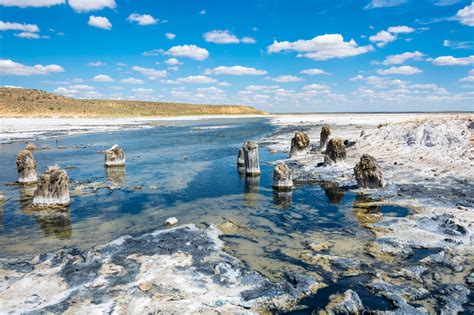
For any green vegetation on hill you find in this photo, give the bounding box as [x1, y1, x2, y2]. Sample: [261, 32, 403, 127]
[0, 88, 265, 117]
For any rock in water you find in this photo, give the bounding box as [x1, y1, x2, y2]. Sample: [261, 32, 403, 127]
[33, 166, 70, 207]
[237, 147, 245, 166]
[290, 131, 310, 157]
[323, 289, 364, 314]
[243, 141, 260, 176]
[320, 125, 331, 149]
[272, 163, 293, 190]
[104, 144, 125, 167]
[324, 138, 346, 166]
[354, 154, 386, 188]
[16, 149, 38, 184]
[165, 217, 178, 226]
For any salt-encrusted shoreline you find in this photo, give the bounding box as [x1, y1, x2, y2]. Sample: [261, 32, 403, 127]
[261, 112, 474, 313]
[0, 115, 267, 143]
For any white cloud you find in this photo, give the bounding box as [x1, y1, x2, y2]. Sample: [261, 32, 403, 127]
[88, 61, 105, 66]
[387, 25, 415, 33]
[204, 66, 267, 75]
[267, 75, 304, 83]
[0, 21, 39, 32]
[132, 66, 166, 79]
[203, 30, 256, 44]
[0, 0, 64, 7]
[132, 88, 153, 94]
[165, 32, 176, 40]
[364, 0, 407, 9]
[377, 65, 422, 75]
[68, 84, 94, 90]
[127, 13, 158, 26]
[14, 31, 47, 39]
[54, 87, 77, 96]
[303, 83, 330, 90]
[120, 77, 144, 84]
[443, 40, 473, 49]
[0, 59, 64, 76]
[88, 16, 112, 30]
[456, 3, 474, 27]
[204, 30, 239, 44]
[382, 51, 425, 65]
[176, 75, 216, 84]
[162, 45, 209, 60]
[267, 34, 373, 60]
[459, 75, 474, 82]
[434, 0, 462, 6]
[300, 68, 329, 75]
[164, 58, 182, 65]
[69, 0, 115, 12]
[432, 55, 474, 65]
[469, 69, 474, 75]
[92, 74, 114, 82]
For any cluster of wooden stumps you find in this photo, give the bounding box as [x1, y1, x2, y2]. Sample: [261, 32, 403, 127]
[15, 143, 126, 208]
[287, 126, 385, 189]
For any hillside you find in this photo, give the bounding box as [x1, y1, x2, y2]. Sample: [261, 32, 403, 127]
[0, 88, 265, 117]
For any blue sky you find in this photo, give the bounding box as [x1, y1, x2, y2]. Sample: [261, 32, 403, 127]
[1, 0, 473, 112]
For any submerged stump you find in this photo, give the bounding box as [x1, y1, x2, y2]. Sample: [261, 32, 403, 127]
[354, 154, 386, 189]
[320, 125, 331, 149]
[272, 163, 293, 191]
[237, 147, 245, 166]
[33, 166, 70, 207]
[243, 141, 260, 176]
[324, 138, 346, 166]
[105, 144, 125, 167]
[16, 149, 38, 184]
[290, 131, 310, 157]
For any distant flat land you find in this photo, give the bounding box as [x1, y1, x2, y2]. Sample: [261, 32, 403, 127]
[0, 88, 265, 118]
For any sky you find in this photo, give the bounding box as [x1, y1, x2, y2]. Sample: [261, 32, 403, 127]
[0, 0, 473, 113]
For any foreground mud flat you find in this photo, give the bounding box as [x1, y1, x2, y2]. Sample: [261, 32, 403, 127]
[261, 113, 474, 313]
[0, 224, 320, 313]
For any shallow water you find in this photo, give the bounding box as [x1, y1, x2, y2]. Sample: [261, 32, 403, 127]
[0, 117, 413, 311]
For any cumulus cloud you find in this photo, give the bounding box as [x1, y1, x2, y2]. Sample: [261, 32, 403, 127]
[127, 13, 158, 26]
[132, 66, 167, 79]
[267, 75, 304, 83]
[0, 0, 64, 7]
[204, 66, 267, 75]
[88, 61, 105, 66]
[377, 65, 422, 75]
[0, 21, 39, 32]
[456, 3, 474, 27]
[165, 32, 176, 40]
[382, 51, 425, 65]
[176, 75, 216, 84]
[369, 26, 413, 47]
[164, 58, 182, 65]
[302, 83, 331, 91]
[364, 0, 407, 9]
[88, 16, 112, 30]
[68, 84, 94, 90]
[300, 68, 329, 75]
[432, 55, 474, 65]
[459, 75, 474, 82]
[162, 45, 209, 60]
[120, 77, 144, 84]
[54, 87, 78, 96]
[132, 88, 153, 94]
[387, 25, 415, 33]
[69, 0, 115, 12]
[267, 34, 373, 60]
[14, 31, 48, 39]
[0, 59, 64, 76]
[203, 30, 256, 44]
[92, 74, 114, 82]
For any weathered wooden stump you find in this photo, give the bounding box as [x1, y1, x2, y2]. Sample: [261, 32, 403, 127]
[354, 154, 386, 188]
[320, 125, 331, 149]
[290, 131, 310, 157]
[243, 141, 260, 176]
[324, 138, 346, 166]
[16, 149, 38, 184]
[237, 147, 245, 166]
[272, 163, 293, 191]
[33, 166, 70, 207]
[105, 144, 125, 167]
[25, 143, 37, 151]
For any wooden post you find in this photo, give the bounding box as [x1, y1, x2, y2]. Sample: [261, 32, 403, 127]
[320, 125, 331, 149]
[105, 144, 125, 167]
[272, 163, 293, 190]
[324, 138, 346, 166]
[243, 141, 260, 176]
[33, 166, 70, 207]
[290, 131, 310, 157]
[16, 149, 38, 184]
[354, 154, 386, 188]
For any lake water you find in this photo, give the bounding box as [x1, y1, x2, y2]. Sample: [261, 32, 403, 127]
[0, 117, 410, 312]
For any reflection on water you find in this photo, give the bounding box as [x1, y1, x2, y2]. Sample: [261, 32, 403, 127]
[273, 190, 292, 208]
[321, 182, 345, 204]
[244, 175, 260, 207]
[34, 211, 72, 240]
[105, 166, 126, 187]
[19, 184, 36, 211]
